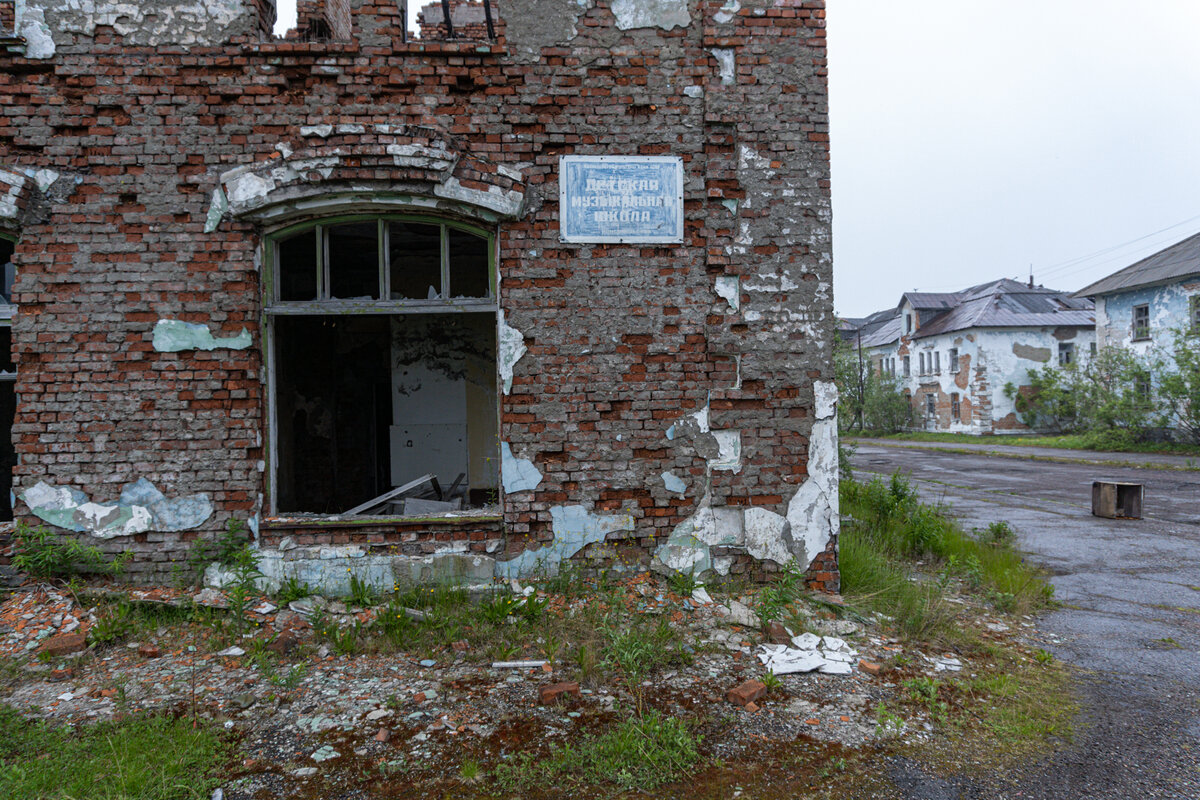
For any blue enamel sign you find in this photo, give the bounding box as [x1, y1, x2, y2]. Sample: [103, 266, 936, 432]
[559, 156, 684, 243]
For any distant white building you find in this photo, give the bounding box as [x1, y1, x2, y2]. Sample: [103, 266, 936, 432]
[847, 279, 1095, 434]
[1075, 231, 1200, 357]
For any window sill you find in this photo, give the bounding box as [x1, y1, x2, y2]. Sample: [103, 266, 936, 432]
[266, 298, 497, 315]
[264, 511, 502, 530]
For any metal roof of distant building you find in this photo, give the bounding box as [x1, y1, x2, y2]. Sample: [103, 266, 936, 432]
[1074, 230, 1200, 298]
[915, 281, 1093, 338]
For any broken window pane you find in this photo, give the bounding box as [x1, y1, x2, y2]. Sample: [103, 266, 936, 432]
[277, 229, 319, 301]
[447, 228, 491, 298]
[327, 221, 381, 300]
[389, 221, 442, 300]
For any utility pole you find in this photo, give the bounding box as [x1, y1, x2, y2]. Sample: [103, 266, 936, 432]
[856, 327, 865, 431]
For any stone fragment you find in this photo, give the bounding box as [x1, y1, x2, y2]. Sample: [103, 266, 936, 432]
[264, 630, 299, 655]
[310, 745, 339, 762]
[539, 682, 581, 705]
[745, 701, 760, 713]
[766, 621, 790, 644]
[40, 632, 87, 657]
[217, 646, 245, 657]
[725, 600, 760, 629]
[727, 679, 767, 707]
[374, 727, 390, 742]
[366, 708, 391, 721]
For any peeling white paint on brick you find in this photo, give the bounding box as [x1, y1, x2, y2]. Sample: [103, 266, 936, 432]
[714, 0, 741, 24]
[500, 442, 543, 494]
[784, 417, 838, 570]
[611, 0, 690, 30]
[0, 170, 25, 222]
[497, 311, 527, 395]
[714, 276, 740, 312]
[496, 505, 635, 579]
[204, 187, 228, 233]
[433, 177, 524, 217]
[660, 471, 687, 494]
[152, 319, 252, 352]
[38, 0, 246, 47]
[18, 6, 56, 59]
[22, 478, 213, 538]
[710, 48, 736, 85]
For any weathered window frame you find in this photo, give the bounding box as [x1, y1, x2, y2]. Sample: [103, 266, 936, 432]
[903, 355, 910, 377]
[950, 392, 960, 420]
[1058, 342, 1074, 366]
[1131, 303, 1150, 341]
[261, 213, 500, 519]
[1190, 295, 1200, 331]
[949, 347, 959, 373]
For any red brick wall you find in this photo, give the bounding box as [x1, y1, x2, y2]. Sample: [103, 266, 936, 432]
[0, 0, 835, 589]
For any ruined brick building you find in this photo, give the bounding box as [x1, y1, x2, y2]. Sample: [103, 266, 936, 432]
[0, 0, 838, 593]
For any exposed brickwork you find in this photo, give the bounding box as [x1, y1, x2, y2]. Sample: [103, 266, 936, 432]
[0, 0, 836, 589]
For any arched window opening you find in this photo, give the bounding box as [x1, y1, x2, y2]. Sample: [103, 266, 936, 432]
[265, 216, 499, 518]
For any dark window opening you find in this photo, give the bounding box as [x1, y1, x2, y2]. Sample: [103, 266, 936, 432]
[1058, 342, 1075, 366]
[277, 229, 319, 301]
[951, 392, 960, 421]
[949, 347, 959, 372]
[327, 221, 380, 300]
[1190, 296, 1200, 331]
[925, 394, 936, 417]
[269, 217, 498, 518]
[389, 221, 442, 300]
[0, 234, 15, 522]
[903, 356, 910, 377]
[1132, 304, 1150, 341]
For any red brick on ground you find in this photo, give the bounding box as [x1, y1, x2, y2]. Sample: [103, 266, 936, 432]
[726, 679, 767, 707]
[40, 633, 86, 657]
[539, 682, 581, 706]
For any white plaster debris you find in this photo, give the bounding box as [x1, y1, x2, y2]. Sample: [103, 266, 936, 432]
[714, 275, 740, 312]
[300, 124, 334, 138]
[27, 168, 60, 194]
[710, 48, 736, 85]
[611, 0, 691, 30]
[691, 587, 713, 605]
[660, 471, 688, 495]
[500, 442, 543, 494]
[758, 635, 859, 676]
[497, 311, 528, 394]
[152, 319, 252, 352]
[929, 655, 963, 672]
[683, 85, 704, 98]
[218, 646, 246, 657]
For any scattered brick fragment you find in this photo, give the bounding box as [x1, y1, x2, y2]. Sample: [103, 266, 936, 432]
[40, 633, 87, 657]
[138, 644, 162, 659]
[727, 679, 767, 707]
[374, 728, 390, 742]
[745, 701, 760, 713]
[539, 682, 581, 706]
[766, 621, 791, 644]
[858, 659, 883, 676]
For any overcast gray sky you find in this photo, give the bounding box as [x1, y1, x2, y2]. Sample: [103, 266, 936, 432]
[828, 1, 1200, 317]
[276, 1, 1200, 318]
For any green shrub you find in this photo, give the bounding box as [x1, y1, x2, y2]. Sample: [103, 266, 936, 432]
[12, 523, 126, 580]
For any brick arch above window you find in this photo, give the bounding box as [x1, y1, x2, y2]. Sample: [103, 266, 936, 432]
[208, 131, 528, 230]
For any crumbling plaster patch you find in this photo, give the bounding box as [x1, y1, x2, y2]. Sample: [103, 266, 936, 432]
[17, 6, 55, 59]
[660, 471, 687, 495]
[500, 442, 543, 494]
[710, 48, 736, 85]
[228, 547, 498, 596]
[714, 276, 740, 312]
[501, 0, 590, 61]
[152, 319, 252, 353]
[34, 0, 248, 48]
[1011, 342, 1051, 362]
[495, 505, 635, 579]
[610, 0, 690, 30]
[497, 311, 527, 395]
[22, 478, 213, 538]
[714, 0, 741, 24]
[0, 170, 25, 223]
[652, 381, 839, 578]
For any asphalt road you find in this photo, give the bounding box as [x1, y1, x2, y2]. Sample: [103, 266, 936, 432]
[850, 441, 1200, 799]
